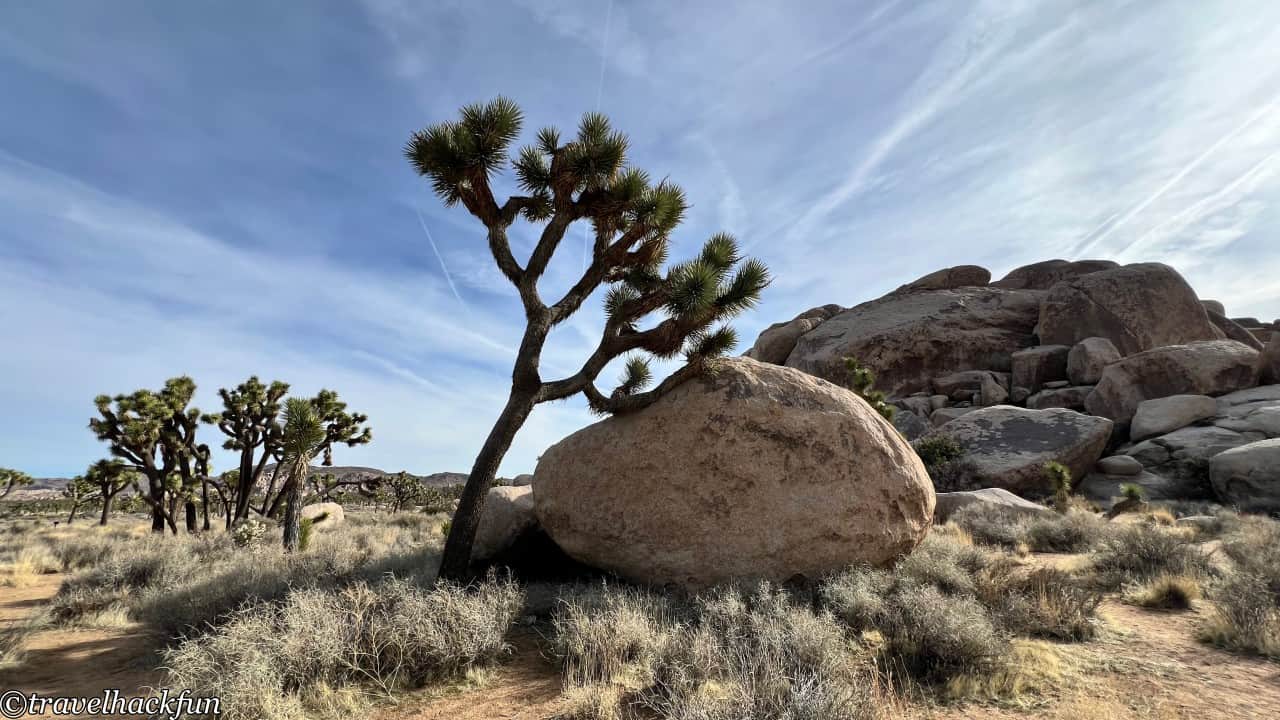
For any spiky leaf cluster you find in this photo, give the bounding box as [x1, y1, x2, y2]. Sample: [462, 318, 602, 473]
[404, 97, 523, 207]
[85, 458, 138, 496]
[281, 397, 326, 469]
[90, 376, 207, 474]
[309, 389, 373, 466]
[840, 357, 896, 422]
[203, 376, 289, 456]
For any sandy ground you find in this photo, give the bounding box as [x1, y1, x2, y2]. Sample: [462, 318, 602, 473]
[2, 557, 1278, 720]
[0, 575, 161, 720]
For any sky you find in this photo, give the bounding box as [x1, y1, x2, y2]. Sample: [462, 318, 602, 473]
[2, 0, 1279, 478]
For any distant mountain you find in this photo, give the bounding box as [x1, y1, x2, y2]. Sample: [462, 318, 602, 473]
[1, 466, 475, 502]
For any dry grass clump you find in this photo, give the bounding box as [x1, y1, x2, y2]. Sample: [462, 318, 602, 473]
[1126, 574, 1201, 610]
[950, 505, 1112, 554]
[0, 610, 49, 670]
[976, 565, 1102, 641]
[1087, 522, 1210, 590]
[1197, 515, 1280, 658]
[163, 574, 523, 720]
[0, 542, 60, 587]
[550, 582, 894, 720]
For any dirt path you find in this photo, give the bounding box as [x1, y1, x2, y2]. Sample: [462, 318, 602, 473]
[0, 575, 160, 720]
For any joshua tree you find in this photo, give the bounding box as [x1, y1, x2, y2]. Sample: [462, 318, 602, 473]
[90, 377, 208, 534]
[1044, 461, 1073, 514]
[84, 459, 137, 525]
[0, 467, 33, 500]
[276, 392, 371, 551]
[264, 389, 371, 520]
[203, 377, 289, 524]
[61, 474, 97, 525]
[385, 471, 427, 513]
[406, 98, 769, 579]
[841, 357, 896, 422]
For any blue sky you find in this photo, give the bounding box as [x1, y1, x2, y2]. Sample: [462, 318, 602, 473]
[2, 0, 1279, 478]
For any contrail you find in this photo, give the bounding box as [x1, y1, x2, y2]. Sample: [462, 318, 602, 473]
[1073, 92, 1280, 257]
[415, 205, 466, 310]
[1116, 148, 1280, 261]
[584, 0, 615, 272]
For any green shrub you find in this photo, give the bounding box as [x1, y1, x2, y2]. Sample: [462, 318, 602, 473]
[877, 581, 1006, 682]
[298, 518, 315, 553]
[1044, 461, 1072, 514]
[912, 435, 964, 469]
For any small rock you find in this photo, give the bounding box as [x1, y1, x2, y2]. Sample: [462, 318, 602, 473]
[1043, 380, 1071, 389]
[930, 407, 978, 427]
[934, 488, 1054, 523]
[1097, 455, 1143, 476]
[980, 373, 1008, 406]
[930, 394, 950, 411]
[1010, 386, 1031, 404]
[1025, 386, 1092, 410]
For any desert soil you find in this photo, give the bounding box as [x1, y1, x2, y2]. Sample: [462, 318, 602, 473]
[2, 559, 1278, 720]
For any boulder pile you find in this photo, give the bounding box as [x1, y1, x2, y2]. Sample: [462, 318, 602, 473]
[745, 260, 1278, 510]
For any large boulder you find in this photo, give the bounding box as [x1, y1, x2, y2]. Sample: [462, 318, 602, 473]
[891, 265, 991, 294]
[1067, 337, 1122, 385]
[1206, 310, 1265, 352]
[300, 502, 345, 529]
[920, 406, 1113, 497]
[473, 486, 538, 562]
[787, 287, 1041, 396]
[745, 317, 822, 364]
[1130, 395, 1219, 443]
[1214, 385, 1280, 437]
[1210, 439, 1280, 514]
[1084, 340, 1261, 429]
[1261, 336, 1280, 385]
[992, 259, 1119, 290]
[1011, 345, 1070, 392]
[532, 357, 934, 588]
[934, 488, 1053, 523]
[1037, 263, 1218, 355]
[1025, 386, 1091, 410]
[1078, 471, 1181, 507]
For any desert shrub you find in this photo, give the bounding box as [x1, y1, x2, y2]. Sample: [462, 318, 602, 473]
[951, 504, 1110, 553]
[1089, 522, 1210, 589]
[164, 574, 523, 720]
[556, 685, 624, 720]
[1127, 574, 1201, 610]
[231, 518, 268, 547]
[551, 582, 892, 720]
[975, 565, 1102, 641]
[1220, 515, 1280, 594]
[51, 534, 123, 571]
[894, 532, 991, 596]
[297, 518, 315, 552]
[876, 581, 1005, 682]
[1044, 461, 1072, 514]
[1023, 511, 1111, 553]
[0, 542, 60, 587]
[1119, 483, 1145, 502]
[1198, 572, 1280, 658]
[550, 584, 679, 687]
[912, 435, 963, 469]
[0, 610, 48, 669]
[820, 565, 891, 632]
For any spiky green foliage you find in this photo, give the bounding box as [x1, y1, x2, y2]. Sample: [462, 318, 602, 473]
[202, 376, 289, 523]
[308, 389, 373, 466]
[384, 471, 428, 513]
[407, 99, 770, 580]
[0, 468, 33, 500]
[840, 357, 896, 421]
[1120, 483, 1146, 502]
[1045, 461, 1073, 514]
[61, 474, 98, 524]
[89, 377, 210, 535]
[279, 397, 326, 552]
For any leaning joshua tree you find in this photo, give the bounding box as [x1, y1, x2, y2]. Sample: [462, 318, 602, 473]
[406, 98, 770, 580]
[84, 458, 137, 526]
[0, 467, 33, 500]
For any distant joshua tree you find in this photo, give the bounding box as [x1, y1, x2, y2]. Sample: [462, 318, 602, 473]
[202, 377, 290, 526]
[406, 98, 770, 580]
[84, 458, 138, 525]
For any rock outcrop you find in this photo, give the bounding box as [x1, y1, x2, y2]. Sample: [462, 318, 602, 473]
[532, 357, 934, 588]
[991, 259, 1119, 291]
[892, 265, 991, 294]
[745, 305, 843, 365]
[787, 287, 1040, 396]
[921, 406, 1112, 497]
[1038, 263, 1218, 355]
[1084, 340, 1260, 428]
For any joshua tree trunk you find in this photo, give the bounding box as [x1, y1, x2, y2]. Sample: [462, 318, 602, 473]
[185, 500, 198, 534]
[150, 479, 166, 534]
[67, 502, 79, 525]
[200, 478, 211, 531]
[438, 387, 538, 581]
[282, 457, 309, 553]
[99, 493, 113, 525]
